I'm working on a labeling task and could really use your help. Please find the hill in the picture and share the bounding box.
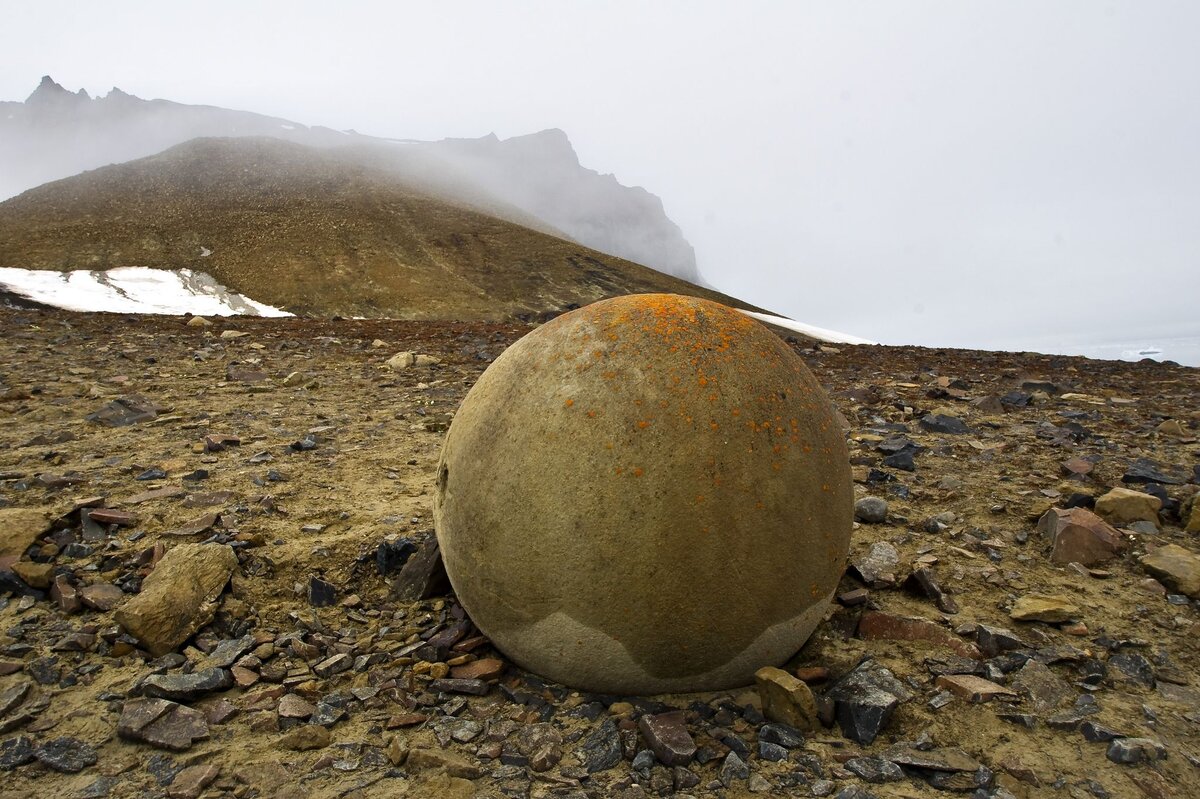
[0,76,701,282]
[0,137,751,320]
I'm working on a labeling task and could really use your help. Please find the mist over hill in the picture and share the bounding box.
[0,76,700,283]
[0,136,752,320]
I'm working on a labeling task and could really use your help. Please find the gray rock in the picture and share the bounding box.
[1106,737,1167,764]
[826,660,912,745]
[429,678,489,695]
[845,756,903,783]
[390,536,450,601]
[920,414,970,434]
[854,497,888,524]
[758,741,788,761]
[34,736,97,773]
[638,710,696,766]
[759,722,804,748]
[851,542,900,587]
[1081,721,1125,742]
[141,668,233,702]
[718,751,748,787]
[195,635,255,669]
[0,735,35,770]
[1108,652,1155,688]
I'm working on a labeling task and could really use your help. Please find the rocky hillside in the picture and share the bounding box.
[0,309,1196,798]
[0,77,702,282]
[0,137,750,320]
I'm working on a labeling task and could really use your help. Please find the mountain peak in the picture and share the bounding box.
[26,75,74,104]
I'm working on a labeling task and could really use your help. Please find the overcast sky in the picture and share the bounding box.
[3,1,1198,362]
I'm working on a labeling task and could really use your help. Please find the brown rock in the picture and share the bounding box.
[51,574,81,613]
[406,747,482,778]
[167,765,220,799]
[79,583,126,611]
[755,666,819,730]
[1140,544,1200,598]
[118,698,210,751]
[449,657,505,681]
[0,508,51,558]
[1009,594,1080,624]
[1036,507,1123,566]
[87,508,138,527]
[1094,487,1161,528]
[114,543,237,656]
[1184,496,1200,534]
[10,561,53,589]
[935,674,1017,703]
[638,710,697,766]
[278,724,330,751]
[857,611,981,658]
[277,694,315,719]
[1061,457,1094,477]
[390,536,450,601]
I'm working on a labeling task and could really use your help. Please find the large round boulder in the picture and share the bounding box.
[433,293,852,693]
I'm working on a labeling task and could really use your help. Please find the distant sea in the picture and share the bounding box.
[1028,335,1200,368]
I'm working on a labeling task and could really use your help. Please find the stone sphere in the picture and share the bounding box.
[433,294,852,693]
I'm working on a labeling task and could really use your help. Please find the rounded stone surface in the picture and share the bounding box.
[433,293,852,693]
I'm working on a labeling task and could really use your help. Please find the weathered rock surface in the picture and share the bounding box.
[1037,507,1124,565]
[1140,544,1200,597]
[1009,593,1080,623]
[755,666,819,730]
[118,698,209,751]
[114,543,237,656]
[0,508,50,558]
[434,294,853,693]
[1095,487,1162,527]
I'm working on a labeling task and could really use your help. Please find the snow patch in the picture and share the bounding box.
[0,267,291,317]
[738,310,875,345]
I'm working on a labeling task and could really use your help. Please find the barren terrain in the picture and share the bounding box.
[0,308,1197,799]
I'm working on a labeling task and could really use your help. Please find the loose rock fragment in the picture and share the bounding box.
[34,736,97,773]
[935,674,1017,703]
[118,698,209,751]
[1140,544,1200,598]
[638,710,696,766]
[114,543,237,656]
[278,724,330,751]
[1009,593,1080,623]
[141,668,233,702]
[826,660,912,744]
[1106,737,1167,764]
[1036,507,1123,566]
[1095,487,1161,528]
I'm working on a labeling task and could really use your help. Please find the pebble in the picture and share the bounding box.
[853,496,888,524]
[638,710,696,766]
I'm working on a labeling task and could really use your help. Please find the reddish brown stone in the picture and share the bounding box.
[79,583,125,611]
[857,611,981,658]
[386,713,429,729]
[50,574,81,613]
[88,508,139,527]
[1061,457,1094,477]
[450,657,505,681]
[1036,507,1123,566]
[794,666,830,683]
[935,674,1016,703]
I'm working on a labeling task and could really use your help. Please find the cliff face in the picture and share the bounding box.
[0,77,702,283]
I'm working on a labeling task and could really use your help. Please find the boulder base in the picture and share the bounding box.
[434,294,852,693]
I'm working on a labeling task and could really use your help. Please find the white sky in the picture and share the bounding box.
[2,1,1198,359]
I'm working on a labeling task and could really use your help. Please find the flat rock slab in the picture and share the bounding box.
[118,697,209,751]
[882,744,981,773]
[936,674,1017,703]
[1140,544,1200,598]
[141,668,233,702]
[858,611,981,658]
[114,543,237,656]
[1009,593,1080,623]
[1037,507,1123,566]
[638,710,697,766]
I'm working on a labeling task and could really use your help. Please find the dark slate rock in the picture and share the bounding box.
[85,395,158,427]
[34,736,98,773]
[289,434,318,452]
[1106,737,1167,764]
[1000,391,1032,407]
[376,538,417,576]
[718,751,749,787]
[580,719,622,773]
[391,537,450,601]
[975,624,1024,658]
[919,414,971,434]
[826,660,912,745]
[0,735,35,770]
[1064,493,1097,510]
[759,741,788,761]
[845,756,903,783]
[759,722,804,749]
[1122,458,1185,485]
[631,749,655,773]
[882,450,916,471]
[136,467,167,481]
[141,668,233,703]
[118,698,209,751]
[195,635,255,670]
[307,576,338,607]
[1081,721,1125,742]
[429,678,489,696]
[1108,652,1155,689]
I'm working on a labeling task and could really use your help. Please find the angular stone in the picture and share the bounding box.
[449,657,504,681]
[278,694,315,719]
[85,394,159,427]
[904,567,960,614]
[1037,507,1123,566]
[142,668,233,702]
[114,543,237,656]
[1061,457,1094,477]
[935,674,1017,703]
[194,635,255,670]
[920,414,971,434]
[1010,659,1072,713]
[51,576,81,613]
[167,764,220,799]
[845,756,903,783]
[0,735,35,770]
[1095,488,1161,528]
[718,751,749,787]
[34,736,97,773]
[975,624,1025,657]
[118,698,209,751]
[638,710,696,766]
[851,542,900,587]
[755,666,819,730]
[581,719,622,773]
[406,747,482,778]
[10,561,52,590]
[1140,544,1200,598]
[88,508,138,527]
[1122,458,1185,486]
[826,660,912,745]
[391,536,450,601]
[278,724,330,751]
[759,722,804,749]
[882,744,981,772]
[858,611,981,658]
[79,582,126,611]
[429,678,489,695]
[1009,594,1080,624]
[1106,737,1166,764]
[0,508,50,559]
[312,653,352,678]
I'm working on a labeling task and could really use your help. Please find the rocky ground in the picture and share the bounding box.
[0,308,1197,799]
